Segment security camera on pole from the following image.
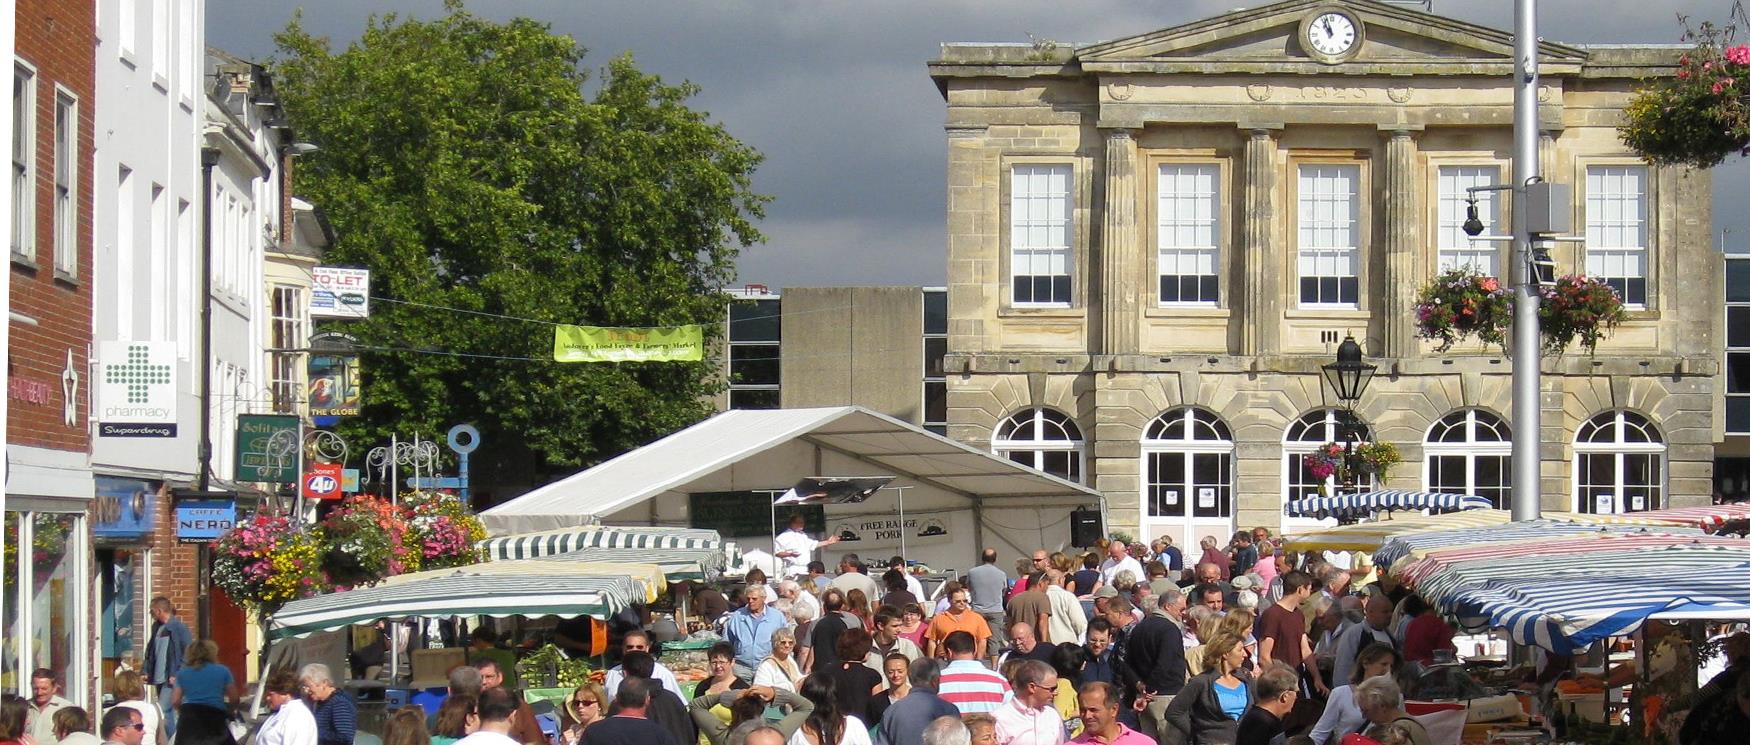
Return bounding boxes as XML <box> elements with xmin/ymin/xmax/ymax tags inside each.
<box><xmin>1453</xmin><ymin>0</ymin><xmax>1583</xmax><ymax>522</ymax></box>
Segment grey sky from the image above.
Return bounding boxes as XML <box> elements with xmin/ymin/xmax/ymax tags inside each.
<box><xmin>210</xmin><ymin>0</ymin><xmax>1750</xmax><ymax>287</ymax></box>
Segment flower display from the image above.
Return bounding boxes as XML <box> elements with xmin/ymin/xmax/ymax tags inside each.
<box><xmin>320</xmin><ymin>495</ymin><xmax>417</xmax><ymax>587</ymax></box>
<box><xmin>1303</xmin><ymin>443</ymin><xmax>1346</xmax><ymax>482</ymax></box>
<box><xmin>1302</xmin><ymin>441</ymin><xmax>1401</xmax><ymax>488</ymax></box>
<box><xmin>1414</xmin><ymin>268</ymin><xmax>1512</xmax><ymax>352</ymax></box>
<box><xmin>1539</xmin><ymin>274</ymin><xmax>1630</xmax><ymax>355</ymax></box>
<box><xmin>213</xmin><ymin>514</ymin><xmax>328</xmax><ymax>611</ymax></box>
<box><xmin>1620</xmin><ymin>10</ymin><xmax>1750</xmax><ymax>168</ymax></box>
<box><xmin>401</xmin><ymin>490</ymin><xmax>487</xmax><ymax>570</ymax></box>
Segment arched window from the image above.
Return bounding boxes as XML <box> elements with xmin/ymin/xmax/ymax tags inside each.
<box><xmin>1283</xmin><ymin>408</ymin><xmax>1375</xmax><ymax>506</ymax></box>
<box><xmin>1424</xmin><ymin>410</ymin><xmax>1511</xmax><ymax>508</ymax></box>
<box><xmin>1142</xmin><ymin>408</ymin><xmax>1235</xmax><ymax>523</ymax></box>
<box><xmin>993</xmin><ymin>408</ymin><xmax>1085</xmax><ymax>484</ymax></box>
<box><xmin>1574</xmin><ymin>411</ymin><xmax>1665</xmax><ymax>513</ymax></box>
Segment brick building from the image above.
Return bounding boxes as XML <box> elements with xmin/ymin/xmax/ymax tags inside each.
<box><xmin>9</xmin><ymin>0</ymin><xmax>97</xmax><ymax>706</ymax></box>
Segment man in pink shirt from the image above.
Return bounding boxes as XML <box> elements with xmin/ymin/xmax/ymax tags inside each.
<box><xmin>993</xmin><ymin>660</ymin><xmax>1064</xmax><ymax>745</ymax></box>
<box><xmin>1070</xmin><ymin>682</ymin><xmax>1152</xmax><ymax>745</ymax></box>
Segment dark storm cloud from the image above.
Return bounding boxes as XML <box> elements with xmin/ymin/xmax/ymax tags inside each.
<box><xmin>209</xmin><ymin>1</ymin><xmax>1750</xmax><ymax>286</ymax></box>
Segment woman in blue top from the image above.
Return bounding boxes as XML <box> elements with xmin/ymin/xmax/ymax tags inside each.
<box><xmin>1161</xmin><ymin>633</ymin><xmax>1252</xmax><ymax>745</ymax></box>
<box><xmin>172</xmin><ymin>640</ymin><xmax>239</xmax><ymax>745</ymax></box>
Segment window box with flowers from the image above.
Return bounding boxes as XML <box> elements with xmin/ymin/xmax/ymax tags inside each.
<box><xmin>1414</xmin><ymin>268</ymin><xmax>1627</xmax><ymax>355</ymax></box>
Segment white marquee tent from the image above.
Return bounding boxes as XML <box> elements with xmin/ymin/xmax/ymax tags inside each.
<box><xmin>482</xmin><ymin>406</ymin><xmax>1106</xmax><ymax>570</ymax></box>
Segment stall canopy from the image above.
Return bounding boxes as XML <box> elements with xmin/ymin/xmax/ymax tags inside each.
<box><xmin>533</xmin><ymin>546</ymin><xmax>727</xmax><ymax>582</ymax></box>
<box><xmin>1284</xmin><ymin>490</ymin><xmax>1494</xmax><ymax>521</ymax></box>
<box><xmin>479</xmin><ymin>526</ymin><xmax>724</xmax><ymax>561</ymax></box>
<box><xmin>479</xmin><ymin>407</ymin><xmax>1104</xmax><ymax>562</ymax></box>
<box><xmin>1283</xmin><ymin>509</ymin><xmax>1688</xmax><ymax>553</ymax></box>
<box><xmin>1372</xmin><ymin>520</ymin><xmax>1706</xmax><ymax>573</ymax></box>
<box><xmin>1629</xmin><ymin>502</ymin><xmax>1750</xmax><ymax>532</ymax></box>
<box><xmin>267</xmin><ymin>561</ymin><xmax>650</xmax><ymax>640</ymax></box>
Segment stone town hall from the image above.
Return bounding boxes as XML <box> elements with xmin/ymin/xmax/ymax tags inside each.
<box><xmin>930</xmin><ymin>0</ymin><xmax>1719</xmax><ymax>545</ymax></box>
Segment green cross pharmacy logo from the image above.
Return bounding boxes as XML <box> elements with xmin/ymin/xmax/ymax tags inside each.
<box><xmin>103</xmin><ymin>344</ymin><xmax>172</xmax><ymax>404</ymax></box>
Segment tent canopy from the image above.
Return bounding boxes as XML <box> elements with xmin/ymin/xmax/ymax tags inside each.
<box><xmin>479</xmin><ymin>526</ymin><xmax>723</xmax><ymax>561</ymax></box>
<box><xmin>1284</xmin><ymin>490</ymin><xmax>1494</xmax><ymax>520</ymax></box>
<box><xmin>268</xmin><ymin>561</ymin><xmax>649</xmax><ymax>640</ymax></box>
<box><xmin>1283</xmin><ymin>509</ymin><xmax>1689</xmax><ymax>553</ymax></box>
<box><xmin>480</xmin><ymin>407</ymin><xmax>1103</xmax><ymax>566</ymax></box>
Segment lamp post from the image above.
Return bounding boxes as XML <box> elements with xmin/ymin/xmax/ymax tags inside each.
<box><xmin>1322</xmin><ymin>334</ymin><xmax>1377</xmax><ymax>494</ymax></box>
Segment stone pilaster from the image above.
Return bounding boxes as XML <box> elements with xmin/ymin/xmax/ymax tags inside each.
<box><xmin>1241</xmin><ymin>128</ymin><xmax>1279</xmax><ymax>356</ymax></box>
<box><xmin>1382</xmin><ymin>129</ymin><xmax>1421</xmax><ymax>358</ymax></box>
<box><xmin>1101</xmin><ymin>128</ymin><xmax>1141</xmax><ymax>356</ymax></box>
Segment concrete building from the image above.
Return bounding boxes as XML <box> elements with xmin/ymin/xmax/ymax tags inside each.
<box><xmin>929</xmin><ymin>0</ymin><xmax>1719</xmax><ymax>546</ymax></box>
<box><xmin>9</xmin><ymin>0</ymin><xmax>96</xmax><ymax>706</ymax></box>
<box><xmin>88</xmin><ymin>0</ymin><xmax>207</xmax><ymax>686</ymax></box>
<box><xmin>720</xmin><ymin>286</ymin><xmax>947</xmax><ymax>432</ymax></box>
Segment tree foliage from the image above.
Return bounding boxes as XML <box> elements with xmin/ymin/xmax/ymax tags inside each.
<box><xmin>273</xmin><ymin>2</ymin><xmax>766</xmax><ymax>492</ymax></box>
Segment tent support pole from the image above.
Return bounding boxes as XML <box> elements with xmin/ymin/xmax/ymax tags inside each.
<box><xmin>972</xmin><ymin>500</ymin><xmax>986</xmax><ymax>556</ymax></box>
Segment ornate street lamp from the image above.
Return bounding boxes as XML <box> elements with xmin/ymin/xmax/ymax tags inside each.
<box><xmin>1322</xmin><ymin>334</ymin><xmax>1376</xmax><ymax>493</ymax></box>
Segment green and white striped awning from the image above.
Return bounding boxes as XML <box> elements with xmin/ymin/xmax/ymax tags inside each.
<box><xmin>478</xmin><ymin>526</ymin><xmax>723</xmax><ymax>561</ymax></box>
<box><xmin>268</xmin><ymin>562</ymin><xmax>642</xmax><ymax>640</ymax></box>
<box><xmin>534</xmin><ymin>546</ymin><xmax>725</xmax><ymax>582</ymax></box>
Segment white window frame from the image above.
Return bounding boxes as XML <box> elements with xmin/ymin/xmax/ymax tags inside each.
<box><xmin>1296</xmin><ymin>163</ymin><xmax>1362</xmax><ymax>308</ymax></box>
<box><xmin>51</xmin><ymin>87</ymin><xmax>77</xmax><ymax>278</ymax></box>
<box><xmin>1141</xmin><ymin>407</ymin><xmax>1235</xmax><ymax>532</ymax></box>
<box><xmin>1436</xmin><ymin>165</ymin><xmax>1503</xmax><ymax>276</ymax></box>
<box><xmin>1422</xmin><ymin>409</ymin><xmax>1512</xmax><ymax>509</ymax></box>
<box><xmin>1156</xmin><ymin>163</ymin><xmax>1221</xmax><ymax>306</ymax></box>
<box><xmin>118</xmin><ymin>0</ymin><xmax>137</xmax><ymax>60</ymax></box>
<box><xmin>1584</xmin><ymin>165</ymin><xmax>1650</xmax><ymax>308</ymax></box>
<box><xmin>150</xmin><ymin>0</ymin><xmax>169</xmax><ymax>85</ymax></box>
<box><xmin>177</xmin><ymin>0</ymin><xmax>195</xmax><ymax>104</ymax></box>
<box><xmin>270</xmin><ymin>285</ymin><xmax>307</xmax><ymax>413</ymax></box>
<box><xmin>1009</xmin><ymin>164</ymin><xmax>1074</xmax><ymax>307</ymax></box>
<box><xmin>1282</xmin><ymin>408</ymin><xmax>1376</xmax><ymax>533</ymax></box>
<box><xmin>1572</xmin><ymin>410</ymin><xmax>1666</xmax><ymax>514</ymax></box>
<box><xmin>992</xmin><ymin>408</ymin><xmax>1086</xmax><ymax>484</ymax></box>
<box><xmin>12</xmin><ymin>61</ymin><xmax>36</xmax><ymax>263</ymax></box>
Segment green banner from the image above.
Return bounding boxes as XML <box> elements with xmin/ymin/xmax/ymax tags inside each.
<box><xmin>553</xmin><ymin>324</ymin><xmax>704</xmax><ymax>362</ymax></box>
<box><xmin>234</xmin><ymin>414</ymin><xmax>301</xmax><ymax>482</ymax></box>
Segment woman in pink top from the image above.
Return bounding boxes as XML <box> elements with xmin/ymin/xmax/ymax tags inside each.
<box><xmin>1253</xmin><ymin>541</ymin><xmax>1279</xmax><ymax>587</ymax></box>
<box><xmin>896</xmin><ymin>603</ymin><xmax>928</xmax><ymax>646</ymax></box>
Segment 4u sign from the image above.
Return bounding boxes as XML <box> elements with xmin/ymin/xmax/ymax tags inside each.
<box><xmin>302</xmin><ymin>463</ymin><xmax>345</xmax><ymax>500</ymax></box>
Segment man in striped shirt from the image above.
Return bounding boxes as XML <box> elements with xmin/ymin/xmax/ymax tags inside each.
<box><xmin>937</xmin><ymin>631</ymin><xmax>1011</xmax><ymax>715</ymax></box>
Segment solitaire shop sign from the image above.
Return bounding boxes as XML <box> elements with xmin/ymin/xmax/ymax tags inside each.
<box><xmin>302</xmin><ymin>463</ymin><xmax>344</xmax><ymax>500</ymax></box>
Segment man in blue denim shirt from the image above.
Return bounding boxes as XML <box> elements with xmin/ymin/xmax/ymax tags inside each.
<box><xmin>144</xmin><ymin>597</ymin><xmax>192</xmax><ymax>737</ymax></box>
<box><xmin>724</xmin><ymin>585</ymin><xmax>787</xmax><ymax>682</ymax></box>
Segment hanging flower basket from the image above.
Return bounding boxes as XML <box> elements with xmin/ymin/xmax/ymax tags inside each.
<box><xmin>1303</xmin><ymin>441</ymin><xmax>1401</xmax><ymax>489</ymax></box>
<box><xmin>213</xmin><ymin>514</ymin><xmax>329</xmax><ymax>611</ymax></box>
<box><xmin>1414</xmin><ymin>269</ymin><xmax>1512</xmax><ymax>352</ymax></box>
<box><xmin>320</xmin><ymin>495</ymin><xmax>416</xmax><ymax>587</ymax></box>
<box><xmin>1539</xmin><ymin>274</ymin><xmax>1630</xmax><ymax>355</ymax></box>
<box><xmin>1413</xmin><ymin>270</ymin><xmax>1627</xmax><ymax>355</ymax></box>
<box><xmin>401</xmin><ymin>490</ymin><xmax>487</xmax><ymax>570</ymax></box>
<box><xmin>1620</xmin><ymin>8</ymin><xmax>1750</xmax><ymax>168</ymax></box>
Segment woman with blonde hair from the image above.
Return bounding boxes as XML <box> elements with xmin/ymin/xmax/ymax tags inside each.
<box><xmin>559</xmin><ymin>684</ymin><xmax>607</xmax><ymax>745</ymax></box>
<box><xmin>109</xmin><ymin>670</ymin><xmax>161</xmax><ymax>745</ymax></box>
<box><xmin>172</xmin><ymin>640</ymin><xmax>238</xmax><ymax>745</ymax></box>
<box><xmin>845</xmin><ymin>590</ymin><xmax>874</xmax><ymax>633</ymax></box>
<box><xmin>754</xmin><ymin>627</ymin><xmax>804</xmax><ymax>692</ymax></box>
<box><xmin>382</xmin><ymin>707</ymin><xmax>429</xmax><ymax>745</ymax></box>
<box><xmin>1161</xmin><ymin>633</ymin><xmax>1251</xmax><ymax>745</ymax></box>
<box><xmin>1214</xmin><ymin>608</ymin><xmax>1258</xmax><ymax>669</ymax></box>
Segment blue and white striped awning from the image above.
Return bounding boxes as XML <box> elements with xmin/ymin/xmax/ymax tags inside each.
<box><xmin>533</xmin><ymin>546</ymin><xmax>726</xmax><ymax>582</ymax></box>
<box><xmin>268</xmin><ymin>562</ymin><xmax>642</xmax><ymax>639</ymax></box>
<box><xmin>1284</xmin><ymin>490</ymin><xmax>1494</xmax><ymax>520</ymax></box>
<box><xmin>1371</xmin><ymin>520</ymin><xmax>1705</xmax><ymax>572</ymax></box>
<box><xmin>478</xmin><ymin>526</ymin><xmax>723</xmax><ymax>561</ymax></box>
<box><xmin>1444</xmin><ymin>559</ymin><xmax>1750</xmax><ymax>653</ymax></box>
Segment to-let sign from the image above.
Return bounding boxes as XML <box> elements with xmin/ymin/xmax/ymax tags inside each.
<box><xmin>311</xmin><ymin>267</ymin><xmax>371</xmax><ymax>319</ymax></box>
<box><xmin>303</xmin><ymin>463</ymin><xmax>345</xmax><ymax>500</ymax></box>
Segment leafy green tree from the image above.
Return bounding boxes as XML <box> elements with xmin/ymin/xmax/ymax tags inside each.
<box><xmin>273</xmin><ymin>2</ymin><xmax>766</xmax><ymax>496</ymax></box>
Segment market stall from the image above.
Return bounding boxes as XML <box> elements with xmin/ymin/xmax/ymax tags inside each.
<box><xmin>531</xmin><ymin>545</ymin><xmax>727</xmax><ymax>582</ymax></box>
<box><xmin>1284</xmin><ymin>489</ymin><xmax>1495</xmax><ymax>522</ymax></box>
<box><xmin>478</xmin><ymin>525</ymin><xmax>726</xmax><ymax>560</ymax></box>
<box><xmin>1282</xmin><ymin>509</ymin><xmax>1689</xmax><ymax>554</ymax></box>
<box><xmin>1372</xmin><ymin>520</ymin><xmax>1706</xmax><ymax>574</ymax></box>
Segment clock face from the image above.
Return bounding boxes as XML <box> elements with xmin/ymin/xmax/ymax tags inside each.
<box><xmin>1307</xmin><ymin>12</ymin><xmax>1358</xmax><ymax>56</ymax></box>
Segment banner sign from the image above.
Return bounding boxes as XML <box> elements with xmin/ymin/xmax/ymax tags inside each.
<box><xmin>311</xmin><ymin>266</ymin><xmax>371</xmax><ymax>319</ymax></box>
<box><xmin>302</xmin><ymin>463</ymin><xmax>345</xmax><ymax>500</ymax></box>
<box><xmin>308</xmin><ymin>352</ymin><xmax>361</xmax><ymax>417</ymax></box>
<box><xmin>97</xmin><ymin>341</ymin><xmax>177</xmax><ymax>437</ymax></box>
<box><xmin>175</xmin><ymin>499</ymin><xmax>236</xmax><ymax>543</ymax></box>
<box><xmin>93</xmin><ymin>477</ymin><xmax>157</xmax><ymax>542</ymax></box>
<box><xmin>553</xmin><ymin>324</ymin><xmax>705</xmax><ymax>363</ymax></box>
<box><xmin>827</xmin><ymin>515</ymin><xmax>951</xmax><ymax>549</ymax></box>
<box><xmin>235</xmin><ymin>414</ymin><xmax>301</xmax><ymax>482</ymax></box>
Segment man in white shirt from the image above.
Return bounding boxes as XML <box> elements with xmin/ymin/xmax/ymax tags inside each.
<box><xmin>1039</xmin><ymin>571</ymin><xmax>1086</xmax><ymax>645</ymax></box>
<box><xmin>603</xmin><ymin>630</ymin><xmax>683</xmax><ymax>697</ymax></box>
<box><xmin>889</xmin><ymin>554</ymin><xmax>927</xmax><ymax>601</ymax></box>
<box><xmin>1098</xmin><ymin>541</ymin><xmax>1144</xmax><ymax>586</ymax></box>
<box><xmin>773</xmin><ymin>514</ymin><xmax>840</xmax><ymax>578</ymax></box>
<box><xmin>453</xmin><ymin>688</ymin><xmax>522</xmax><ymax>745</ymax></box>
<box><xmin>992</xmin><ymin>660</ymin><xmax>1064</xmax><ymax>745</ymax></box>
<box><xmin>777</xmin><ymin>580</ymin><xmax>820</xmax><ymax>622</ymax></box>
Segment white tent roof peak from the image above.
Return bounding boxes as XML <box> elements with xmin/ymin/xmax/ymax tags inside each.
<box><xmin>481</xmin><ymin>405</ymin><xmax>1103</xmax><ymax>535</ymax></box>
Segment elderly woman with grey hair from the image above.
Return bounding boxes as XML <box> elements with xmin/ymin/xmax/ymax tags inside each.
<box><xmin>1353</xmin><ymin>676</ymin><xmax>1431</xmax><ymax>745</ymax></box>
<box><xmin>299</xmin><ymin>664</ymin><xmax>357</xmax><ymax>745</ymax></box>
<box><xmin>755</xmin><ymin>627</ymin><xmax>804</xmax><ymax>692</ymax></box>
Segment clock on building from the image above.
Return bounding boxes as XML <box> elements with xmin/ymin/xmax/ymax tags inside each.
<box><xmin>1299</xmin><ymin>7</ymin><xmax>1365</xmax><ymax>64</ymax></box>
